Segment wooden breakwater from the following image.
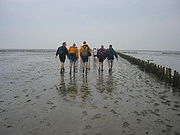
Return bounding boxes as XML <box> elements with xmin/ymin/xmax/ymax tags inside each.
<box><xmin>117</xmin><ymin>52</ymin><xmax>180</xmax><ymax>89</ymax></box>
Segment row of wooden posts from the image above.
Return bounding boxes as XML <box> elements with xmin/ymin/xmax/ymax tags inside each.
<box><xmin>117</xmin><ymin>52</ymin><xmax>180</xmax><ymax>89</ymax></box>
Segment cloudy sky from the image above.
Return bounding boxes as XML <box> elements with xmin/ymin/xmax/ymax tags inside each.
<box><xmin>0</xmin><ymin>0</ymin><xmax>180</xmax><ymax>50</ymax></box>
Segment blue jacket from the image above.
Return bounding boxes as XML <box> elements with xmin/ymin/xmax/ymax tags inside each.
<box><xmin>56</xmin><ymin>46</ymin><xmax>68</xmax><ymax>56</ymax></box>
<box><xmin>107</xmin><ymin>48</ymin><xmax>118</xmax><ymax>60</ymax></box>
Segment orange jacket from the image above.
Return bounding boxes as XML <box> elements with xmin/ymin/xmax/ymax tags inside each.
<box><xmin>68</xmin><ymin>46</ymin><xmax>79</xmax><ymax>59</ymax></box>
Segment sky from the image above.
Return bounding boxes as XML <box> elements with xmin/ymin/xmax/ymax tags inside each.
<box><xmin>0</xmin><ymin>0</ymin><xmax>180</xmax><ymax>50</ymax></box>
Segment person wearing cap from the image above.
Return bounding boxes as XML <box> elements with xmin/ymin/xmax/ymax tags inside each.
<box><xmin>55</xmin><ymin>42</ymin><xmax>69</xmax><ymax>73</ymax></box>
<box><xmin>68</xmin><ymin>43</ymin><xmax>79</xmax><ymax>74</ymax></box>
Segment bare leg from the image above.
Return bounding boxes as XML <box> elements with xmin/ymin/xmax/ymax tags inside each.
<box><xmin>60</xmin><ymin>62</ymin><xmax>65</xmax><ymax>73</ymax></box>
<box><xmin>111</xmin><ymin>61</ymin><xmax>113</xmax><ymax>69</ymax></box>
<box><xmin>98</xmin><ymin>62</ymin><xmax>101</xmax><ymax>72</ymax></box>
<box><xmin>87</xmin><ymin>57</ymin><xmax>90</xmax><ymax>69</ymax></box>
<box><xmin>98</xmin><ymin>62</ymin><xmax>103</xmax><ymax>71</ymax></box>
<box><xmin>73</xmin><ymin>62</ymin><xmax>75</xmax><ymax>72</ymax></box>
<box><xmin>109</xmin><ymin>60</ymin><xmax>113</xmax><ymax>71</ymax></box>
<box><xmin>83</xmin><ymin>62</ymin><xmax>85</xmax><ymax>73</ymax></box>
<box><xmin>70</xmin><ymin>62</ymin><xmax>73</xmax><ymax>74</ymax></box>
<box><xmin>108</xmin><ymin>61</ymin><xmax>111</xmax><ymax>69</ymax></box>
<box><xmin>101</xmin><ymin>62</ymin><xmax>103</xmax><ymax>71</ymax></box>
<box><xmin>85</xmin><ymin>62</ymin><xmax>88</xmax><ymax>73</ymax></box>
<box><xmin>61</xmin><ymin>62</ymin><xmax>64</xmax><ymax>69</ymax></box>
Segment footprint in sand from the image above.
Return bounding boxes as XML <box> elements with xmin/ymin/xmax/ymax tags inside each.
<box><xmin>22</xmin><ymin>89</ymin><xmax>28</xmax><ymax>93</ymax></box>
<box><xmin>0</xmin><ymin>109</ymin><xmax>6</xmax><ymax>113</ymax></box>
<box><xmin>154</xmin><ymin>103</ymin><xmax>160</xmax><ymax>107</ymax></box>
<box><xmin>174</xmin><ymin>105</ymin><xmax>179</xmax><ymax>108</ymax></box>
<box><xmin>133</xmin><ymin>111</ymin><xmax>141</xmax><ymax>116</ymax></box>
<box><xmin>110</xmin><ymin>109</ymin><xmax>118</xmax><ymax>115</ymax></box>
<box><xmin>114</xmin><ymin>100</ymin><xmax>118</xmax><ymax>104</ymax></box>
<box><xmin>14</xmin><ymin>96</ymin><xmax>19</xmax><ymax>99</ymax></box>
<box><xmin>47</xmin><ymin>101</ymin><xmax>54</xmax><ymax>105</ymax></box>
<box><xmin>83</xmin><ymin>125</ymin><xmax>92</xmax><ymax>130</ymax></box>
<box><xmin>91</xmin><ymin>113</ymin><xmax>106</xmax><ymax>120</ymax></box>
<box><xmin>122</xmin><ymin>122</ymin><xmax>130</xmax><ymax>128</ymax></box>
<box><xmin>6</xmin><ymin>125</ymin><xmax>12</xmax><ymax>128</ymax></box>
<box><xmin>26</xmin><ymin>99</ymin><xmax>31</xmax><ymax>102</ymax></box>
<box><xmin>36</xmin><ymin>95</ymin><xmax>41</xmax><ymax>99</ymax></box>
<box><xmin>43</xmin><ymin>89</ymin><xmax>47</xmax><ymax>91</ymax></box>
<box><xmin>82</xmin><ymin>111</ymin><xmax>88</xmax><ymax>117</ymax></box>
<box><xmin>137</xmin><ymin>118</ymin><xmax>142</xmax><ymax>124</ymax></box>
<box><xmin>50</xmin><ymin>106</ymin><xmax>56</xmax><ymax>110</ymax></box>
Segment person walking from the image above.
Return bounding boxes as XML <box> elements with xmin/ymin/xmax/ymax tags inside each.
<box><xmin>97</xmin><ymin>45</ymin><xmax>107</xmax><ymax>72</ymax></box>
<box><xmin>55</xmin><ymin>42</ymin><xmax>68</xmax><ymax>73</ymax></box>
<box><xmin>68</xmin><ymin>43</ymin><xmax>79</xmax><ymax>74</ymax></box>
<box><xmin>93</xmin><ymin>48</ymin><xmax>98</xmax><ymax>58</ymax></box>
<box><xmin>106</xmin><ymin>45</ymin><xmax>118</xmax><ymax>72</ymax></box>
<box><xmin>80</xmin><ymin>41</ymin><xmax>91</xmax><ymax>73</ymax></box>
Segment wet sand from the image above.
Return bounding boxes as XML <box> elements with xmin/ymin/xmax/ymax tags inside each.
<box><xmin>0</xmin><ymin>52</ymin><xmax>180</xmax><ymax>135</ymax></box>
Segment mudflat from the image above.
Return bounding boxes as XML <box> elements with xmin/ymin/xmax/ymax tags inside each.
<box><xmin>0</xmin><ymin>51</ymin><xmax>180</xmax><ymax>135</ymax></box>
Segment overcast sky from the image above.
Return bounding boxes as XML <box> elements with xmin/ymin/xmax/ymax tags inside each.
<box><xmin>0</xmin><ymin>0</ymin><xmax>180</xmax><ymax>50</ymax></box>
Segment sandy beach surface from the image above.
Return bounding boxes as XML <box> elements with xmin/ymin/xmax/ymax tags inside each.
<box><xmin>0</xmin><ymin>51</ymin><xmax>180</xmax><ymax>135</ymax></box>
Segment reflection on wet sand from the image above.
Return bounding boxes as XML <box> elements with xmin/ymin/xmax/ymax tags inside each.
<box><xmin>93</xmin><ymin>57</ymin><xmax>98</xmax><ymax>70</ymax></box>
<box><xmin>96</xmin><ymin>72</ymin><xmax>105</xmax><ymax>93</ymax></box>
<box><xmin>80</xmin><ymin>74</ymin><xmax>90</xmax><ymax>102</ymax></box>
<box><xmin>57</xmin><ymin>73</ymin><xmax>91</xmax><ymax>102</ymax></box>
<box><xmin>106</xmin><ymin>71</ymin><xmax>114</xmax><ymax>92</ymax></box>
<box><xmin>96</xmin><ymin>71</ymin><xmax>115</xmax><ymax>93</ymax></box>
<box><xmin>66</xmin><ymin>73</ymin><xmax>78</xmax><ymax>100</ymax></box>
<box><xmin>57</xmin><ymin>73</ymin><xmax>66</xmax><ymax>97</ymax></box>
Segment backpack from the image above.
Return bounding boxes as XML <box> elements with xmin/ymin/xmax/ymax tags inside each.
<box><xmin>58</xmin><ymin>46</ymin><xmax>65</xmax><ymax>55</ymax></box>
<box><xmin>98</xmin><ymin>49</ymin><xmax>105</xmax><ymax>59</ymax></box>
<box><xmin>82</xmin><ymin>47</ymin><xmax>90</xmax><ymax>56</ymax></box>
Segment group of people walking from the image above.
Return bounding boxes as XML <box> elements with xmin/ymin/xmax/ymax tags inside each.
<box><xmin>96</xmin><ymin>45</ymin><xmax>118</xmax><ymax>72</ymax></box>
<box><xmin>55</xmin><ymin>41</ymin><xmax>118</xmax><ymax>74</ymax></box>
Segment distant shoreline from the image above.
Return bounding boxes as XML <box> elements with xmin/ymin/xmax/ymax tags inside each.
<box><xmin>0</xmin><ymin>49</ymin><xmax>56</xmax><ymax>52</ymax></box>
<box><xmin>0</xmin><ymin>49</ymin><xmax>180</xmax><ymax>53</ymax></box>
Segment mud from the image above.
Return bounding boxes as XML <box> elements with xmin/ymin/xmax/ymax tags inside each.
<box><xmin>0</xmin><ymin>51</ymin><xmax>180</xmax><ymax>135</ymax></box>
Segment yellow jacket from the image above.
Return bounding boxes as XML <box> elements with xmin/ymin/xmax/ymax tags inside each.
<box><xmin>68</xmin><ymin>46</ymin><xmax>79</xmax><ymax>59</ymax></box>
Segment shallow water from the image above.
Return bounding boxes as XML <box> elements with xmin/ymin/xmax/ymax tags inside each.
<box><xmin>0</xmin><ymin>51</ymin><xmax>180</xmax><ymax>135</ymax></box>
<box><xmin>120</xmin><ymin>50</ymin><xmax>180</xmax><ymax>73</ymax></box>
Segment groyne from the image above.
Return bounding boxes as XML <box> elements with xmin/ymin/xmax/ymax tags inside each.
<box><xmin>117</xmin><ymin>52</ymin><xmax>180</xmax><ymax>89</ymax></box>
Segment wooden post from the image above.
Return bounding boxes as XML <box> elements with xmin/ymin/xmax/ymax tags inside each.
<box><xmin>178</xmin><ymin>74</ymin><xmax>180</xmax><ymax>89</ymax></box>
<box><xmin>162</xmin><ymin>67</ymin><xmax>165</xmax><ymax>80</ymax></box>
<box><xmin>177</xmin><ymin>72</ymin><xmax>180</xmax><ymax>88</ymax></box>
<box><xmin>117</xmin><ymin>52</ymin><xmax>179</xmax><ymax>89</ymax></box>
<box><xmin>173</xmin><ymin>70</ymin><xmax>178</xmax><ymax>87</ymax></box>
<box><xmin>165</xmin><ymin>68</ymin><xmax>168</xmax><ymax>82</ymax></box>
<box><xmin>168</xmin><ymin>68</ymin><xmax>172</xmax><ymax>84</ymax></box>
